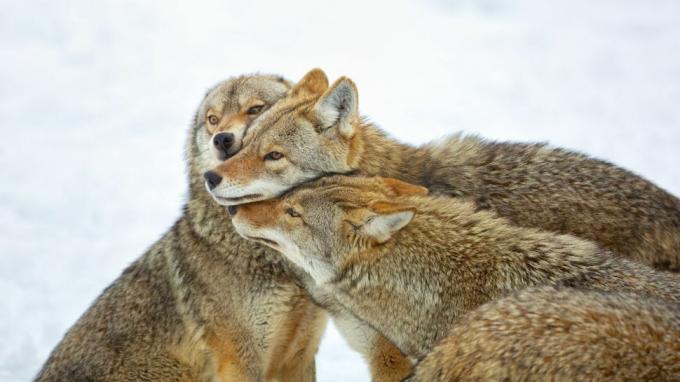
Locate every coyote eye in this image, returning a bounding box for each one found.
[207,115,219,125]
[286,208,301,218]
[264,151,284,161]
[246,105,264,115]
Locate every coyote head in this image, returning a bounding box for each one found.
[230,175,428,283]
[204,68,363,205]
[189,74,291,182]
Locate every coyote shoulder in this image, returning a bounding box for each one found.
[411,286,680,381]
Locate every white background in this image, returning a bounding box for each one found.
[1,0,679,380]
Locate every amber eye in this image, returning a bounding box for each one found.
[246,105,264,115]
[207,115,219,125]
[286,208,301,218]
[264,151,284,161]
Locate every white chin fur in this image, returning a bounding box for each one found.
[232,219,335,284]
[266,230,335,284]
[208,191,265,207]
[231,221,263,244]
[208,179,288,205]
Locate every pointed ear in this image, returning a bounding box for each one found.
[291,68,329,98]
[379,177,429,197]
[313,77,358,139]
[362,202,415,243]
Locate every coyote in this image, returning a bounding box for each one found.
[35,75,327,381]
[206,68,680,272]
[229,175,680,360]
[205,75,416,381]
[411,286,680,381]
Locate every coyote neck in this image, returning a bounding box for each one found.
[333,202,609,357]
[341,199,605,304]
[354,123,474,196]
[353,123,424,184]
[186,175,234,239]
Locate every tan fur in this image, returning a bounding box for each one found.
[197,72,415,380]
[231,175,680,361]
[368,334,414,382]
[411,286,680,381]
[35,74,327,382]
[210,68,680,272]
[200,74,293,159]
[286,268,414,382]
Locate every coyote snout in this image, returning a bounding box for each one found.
[208,117,246,160]
[212,132,235,158]
[230,199,287,250]
[204,156,295,205]
[202,175,275,205]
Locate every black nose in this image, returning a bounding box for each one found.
[227,205,237,216]
[213,132,235,154]
[203,171,222,190]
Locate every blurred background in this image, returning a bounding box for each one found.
[1,0,679,380]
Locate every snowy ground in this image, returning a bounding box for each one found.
[1,0,679,380]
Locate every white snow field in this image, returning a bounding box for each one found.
[1,0,679,380]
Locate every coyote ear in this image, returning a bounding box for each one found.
[362,202,415,243]
[379,177,429,197]
[291,68,329,98]
[314,77,358,139]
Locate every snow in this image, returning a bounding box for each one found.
[1,0,679,380]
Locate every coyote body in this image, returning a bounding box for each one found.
[209,69,680,272]
[206,68,680,379]
[231,175,680,360]
[36,75,326,382]
[411,286,680,381]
